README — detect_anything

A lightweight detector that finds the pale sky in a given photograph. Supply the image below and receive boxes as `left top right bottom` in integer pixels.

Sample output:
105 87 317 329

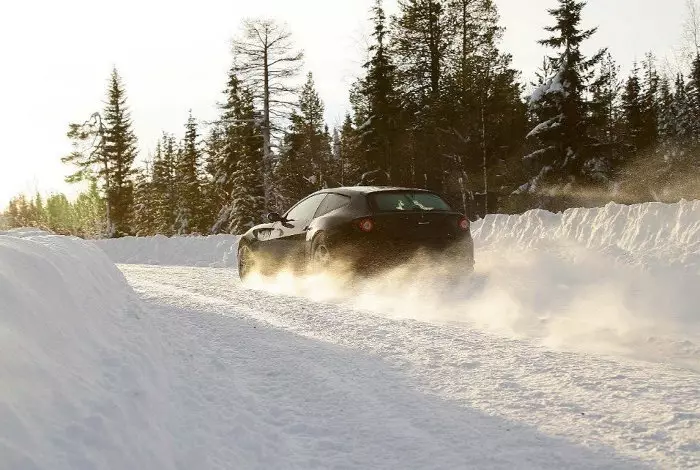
0 0 690 206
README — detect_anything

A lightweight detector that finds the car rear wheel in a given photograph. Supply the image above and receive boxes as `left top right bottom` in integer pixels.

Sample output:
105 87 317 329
310 233 332 272
238 243 255 282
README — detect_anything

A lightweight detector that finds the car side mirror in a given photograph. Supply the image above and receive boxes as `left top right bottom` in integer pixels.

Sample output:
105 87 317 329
267 212 283 223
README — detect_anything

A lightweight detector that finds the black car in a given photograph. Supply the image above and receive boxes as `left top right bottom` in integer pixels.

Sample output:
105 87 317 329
237 186 475 280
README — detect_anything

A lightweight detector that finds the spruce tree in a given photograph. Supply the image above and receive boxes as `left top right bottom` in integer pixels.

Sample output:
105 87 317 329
688 54 700 144
102 68 138 237
132 163 156 236
443 0 526 213
73 180 106 239
174 112 203 234
6 198 21 228
338 114 363 185
639 53 660 152
354 0 402 182
275 72 332 208
227 121 265 234
210 68 266 233
520 0 606 199
392 0 451 189
33 193 46 229
622 66 644 150
657 76 677 160
45 194 74 235
200 126 225 231
588 52 624 183
151 135 178 235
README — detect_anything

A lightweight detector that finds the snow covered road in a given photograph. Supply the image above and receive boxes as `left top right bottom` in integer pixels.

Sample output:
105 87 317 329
122 264 700 469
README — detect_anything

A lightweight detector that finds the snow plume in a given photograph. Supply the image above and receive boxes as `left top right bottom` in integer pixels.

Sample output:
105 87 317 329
244 201 700 370
0 229 173 469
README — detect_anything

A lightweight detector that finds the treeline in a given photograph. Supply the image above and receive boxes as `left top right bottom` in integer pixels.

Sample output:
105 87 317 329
4 0 700 238
3 183 104 237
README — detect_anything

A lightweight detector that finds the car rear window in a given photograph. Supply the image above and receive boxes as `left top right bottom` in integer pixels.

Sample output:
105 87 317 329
369 192 452 212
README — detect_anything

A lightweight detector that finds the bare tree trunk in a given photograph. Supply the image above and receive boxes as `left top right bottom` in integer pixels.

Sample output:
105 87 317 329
685 0 700 56
262 47 272 210
481 102 488 215
233 19 303 211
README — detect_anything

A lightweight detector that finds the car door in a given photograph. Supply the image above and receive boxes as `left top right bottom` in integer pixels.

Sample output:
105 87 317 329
276 193 328 265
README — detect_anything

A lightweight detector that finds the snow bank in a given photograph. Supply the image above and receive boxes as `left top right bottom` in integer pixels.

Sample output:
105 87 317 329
0 230 173 469
93 234 239 267
472 199 700 271
94 200 700 274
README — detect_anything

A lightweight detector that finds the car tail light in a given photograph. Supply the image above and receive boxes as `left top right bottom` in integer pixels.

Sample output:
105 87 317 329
458 217 469 231
358 218 374 233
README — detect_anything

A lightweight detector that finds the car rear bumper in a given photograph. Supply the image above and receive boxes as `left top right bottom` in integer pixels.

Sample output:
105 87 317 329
331 235 475 273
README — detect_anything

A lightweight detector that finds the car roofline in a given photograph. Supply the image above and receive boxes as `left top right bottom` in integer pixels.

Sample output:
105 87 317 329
317 186 437 196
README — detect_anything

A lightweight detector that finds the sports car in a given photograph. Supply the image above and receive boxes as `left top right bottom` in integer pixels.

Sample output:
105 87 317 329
237 186 475 280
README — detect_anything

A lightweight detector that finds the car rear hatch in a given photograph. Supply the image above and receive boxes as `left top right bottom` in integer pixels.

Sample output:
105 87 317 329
366 190 468 243
371 211 463 241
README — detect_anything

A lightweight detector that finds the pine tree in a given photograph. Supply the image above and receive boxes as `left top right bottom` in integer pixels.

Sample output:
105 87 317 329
102 68 138 237
354 0 402 182
639 53 660 152
338 114 364 185
132 163 156 236
520 0 606 199
688 54 700 143
151 135 178 235
588 52 624 182
275 73 332 208
621 66 644 150
210 68 266 233
392 0 451 190
174 112 203 234
443 0 526 213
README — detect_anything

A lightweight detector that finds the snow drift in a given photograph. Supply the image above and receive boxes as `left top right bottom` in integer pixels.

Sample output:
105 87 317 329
93 234 239 267
473 199 700 271
0 229 173 469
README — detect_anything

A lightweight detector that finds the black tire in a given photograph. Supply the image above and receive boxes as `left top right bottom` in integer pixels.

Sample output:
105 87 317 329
310 232 332 272
237 243 255 282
